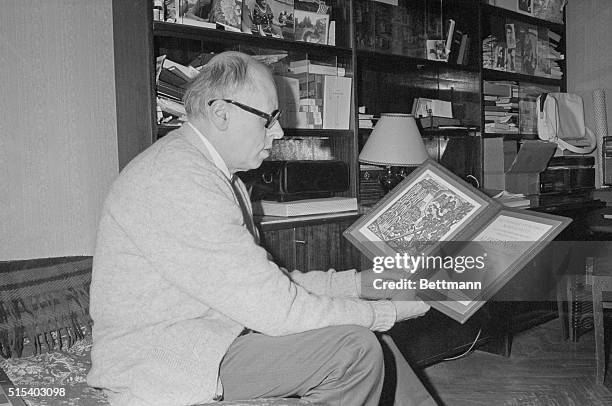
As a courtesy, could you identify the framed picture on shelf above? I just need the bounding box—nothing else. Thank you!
[177,0,216,28]
[209,0,243,31]
[267,0,295,40]
[505,24,516,49]
[493,44,506,70]
[426,40,448,62]
[506,48,516,72]
[517,26,538,75]
[244,0,282,37]
[294,9,329,44]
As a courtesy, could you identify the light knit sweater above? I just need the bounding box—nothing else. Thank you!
[87,124,397,406]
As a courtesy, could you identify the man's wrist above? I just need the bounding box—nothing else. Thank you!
[368,301,396,332]
[355,271,362,297]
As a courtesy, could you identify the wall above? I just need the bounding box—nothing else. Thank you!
[0,0,118,260]
[567,0,612,97]
[566,0,612,186]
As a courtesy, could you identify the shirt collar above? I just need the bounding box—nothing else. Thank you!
[187,121,231,180]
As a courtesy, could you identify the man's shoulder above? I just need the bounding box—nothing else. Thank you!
[124,128,220,179]
[108,128,229,202]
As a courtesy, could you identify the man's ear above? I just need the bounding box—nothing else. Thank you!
[208,100,230,131]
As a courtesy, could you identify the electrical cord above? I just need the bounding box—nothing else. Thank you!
[465,174,480,188]
[442,327,482,361]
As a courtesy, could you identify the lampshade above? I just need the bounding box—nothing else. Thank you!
[359,113,429,166]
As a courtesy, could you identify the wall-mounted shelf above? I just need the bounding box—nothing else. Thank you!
[482,68,563,87]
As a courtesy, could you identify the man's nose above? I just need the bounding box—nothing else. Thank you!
[267,121,284,139]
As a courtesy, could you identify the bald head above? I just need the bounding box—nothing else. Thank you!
[184,51,274,121]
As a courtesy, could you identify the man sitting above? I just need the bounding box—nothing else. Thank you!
[87,51,435,406]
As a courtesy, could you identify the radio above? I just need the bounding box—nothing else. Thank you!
[539,156,595,194]
[239,160,350,202]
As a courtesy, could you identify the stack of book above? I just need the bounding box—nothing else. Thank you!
[278,60,351,130]
[491,190,530,208]
[518,84,557,135]
[155,56,200,125]
[288,60,345,76]
[484,81,519,134]
[358,113,375,129]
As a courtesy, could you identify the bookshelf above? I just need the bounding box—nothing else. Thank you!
[350,0,565,195]
[353,0,484,201]
[479,2,566,190]
[147,0,566,202]
[480,3,565,137]
[110,0,570,366]
[152,2,358,197]
[127,0,567,269]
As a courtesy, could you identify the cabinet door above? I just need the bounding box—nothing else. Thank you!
[260,220,362,273]
[295,220,362,272]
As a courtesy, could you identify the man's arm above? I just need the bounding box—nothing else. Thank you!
[286,268,361,298]
[121,163,397,335]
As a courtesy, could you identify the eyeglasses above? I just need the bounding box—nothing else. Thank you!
[208,99,282,129]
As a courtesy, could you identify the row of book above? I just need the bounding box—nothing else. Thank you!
[482,22,564,79]
[155,0,334,46]
[483,81,519,134]
[358,113,376,129]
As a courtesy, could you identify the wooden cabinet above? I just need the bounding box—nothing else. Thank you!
[259,216,362,272]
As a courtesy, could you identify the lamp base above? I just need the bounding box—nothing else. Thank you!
[379,166,418,194]
[379,166,404,194]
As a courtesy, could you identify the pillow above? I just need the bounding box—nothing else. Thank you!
[0,257,93,358]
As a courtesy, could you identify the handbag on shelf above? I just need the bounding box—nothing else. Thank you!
[537,92,597,154]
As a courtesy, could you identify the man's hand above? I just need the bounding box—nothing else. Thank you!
[393,300,431,322]
[359,268,413,301]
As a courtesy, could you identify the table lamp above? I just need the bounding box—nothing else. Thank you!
[359,113,429,193]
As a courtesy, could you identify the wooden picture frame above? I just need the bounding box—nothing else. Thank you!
[344,160,571,323]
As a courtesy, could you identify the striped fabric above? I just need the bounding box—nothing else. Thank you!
[0,257,93,358]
